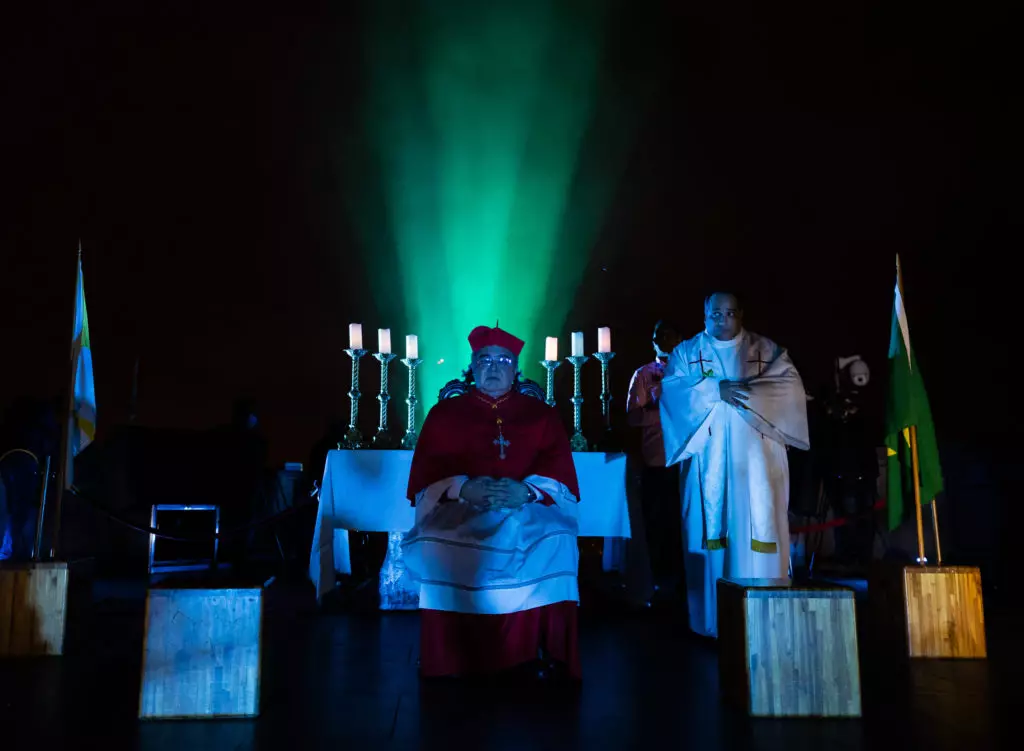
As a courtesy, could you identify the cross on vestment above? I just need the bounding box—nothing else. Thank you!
[747,350,768,375]
[746,350,768,440]
[689,351,714,377]
[493,418,510,460]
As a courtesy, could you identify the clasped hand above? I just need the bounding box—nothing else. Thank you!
[719,379,752,409]
[459,477,532,510]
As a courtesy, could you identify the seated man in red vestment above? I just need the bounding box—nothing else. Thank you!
[402,325,581,681]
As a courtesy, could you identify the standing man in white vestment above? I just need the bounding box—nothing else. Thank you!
[659,293,809,637]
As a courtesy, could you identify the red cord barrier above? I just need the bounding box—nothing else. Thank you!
[790,499,886,534]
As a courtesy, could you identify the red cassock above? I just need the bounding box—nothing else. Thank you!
[406,388,582,679]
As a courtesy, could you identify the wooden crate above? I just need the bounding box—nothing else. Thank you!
[718,578,861,717]
[870,564,986,659]
[139,586,263,719]
[0,562,69,657]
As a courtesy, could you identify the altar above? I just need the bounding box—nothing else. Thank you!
[309,449,632,602]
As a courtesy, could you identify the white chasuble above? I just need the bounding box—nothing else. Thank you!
[658,329,809,636]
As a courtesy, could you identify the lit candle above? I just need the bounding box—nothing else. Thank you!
[597,326,611,354]
[406,334,419,360]
[378,328,392,355]
[349,323,363,350]
[571,331,584,357]
[545,337,558,361]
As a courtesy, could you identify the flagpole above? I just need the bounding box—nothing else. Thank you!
[930,500,943,566]
[909,425,926,565]
[51,245,81,559]
[51,362,75,559]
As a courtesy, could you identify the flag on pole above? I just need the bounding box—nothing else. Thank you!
[883,255,943,530]
[65,250,96,489]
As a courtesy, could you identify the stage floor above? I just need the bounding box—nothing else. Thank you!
[0,575,1012,750]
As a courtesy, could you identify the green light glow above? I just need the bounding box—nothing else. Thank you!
[351,0,626,414]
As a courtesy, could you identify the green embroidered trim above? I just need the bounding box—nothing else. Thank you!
[751,539,777,554]
[706,537,727,551]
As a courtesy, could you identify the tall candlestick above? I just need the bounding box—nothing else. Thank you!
[400,355,424,449]
[349,323,363,351]
[566,353,590,452]
[378,328,392,355]
[540,339,561,408]
[406,334,418,360]
[343,345,368,448]
[545,337,558,362]
[597,326,611,354]
[373,350,399,448]
[571,331,584,357]
[593,350,616,428]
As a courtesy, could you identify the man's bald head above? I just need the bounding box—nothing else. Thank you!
[704,292,743,341]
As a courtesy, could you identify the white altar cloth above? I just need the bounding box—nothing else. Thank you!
[309,449,631,600]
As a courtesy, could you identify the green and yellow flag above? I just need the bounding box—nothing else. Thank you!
[884,255,943,531]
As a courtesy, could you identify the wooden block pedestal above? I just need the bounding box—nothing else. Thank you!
[0,562,69,657]
[870,565,986,659]
[718,578,861,717]
[139,585,263,719]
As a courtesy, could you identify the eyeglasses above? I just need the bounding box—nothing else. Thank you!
[475,355,515,368]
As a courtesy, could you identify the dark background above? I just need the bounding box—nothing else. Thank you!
[2,3,1017,589]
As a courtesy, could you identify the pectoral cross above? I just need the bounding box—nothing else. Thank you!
[689,351,714,377]
[748,350,768,375]
[493,418,510,460]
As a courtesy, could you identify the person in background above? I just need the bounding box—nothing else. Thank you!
[211,399,269,565]
[626,320,684,607]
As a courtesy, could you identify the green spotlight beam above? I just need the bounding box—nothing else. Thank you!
[352,0,631,416]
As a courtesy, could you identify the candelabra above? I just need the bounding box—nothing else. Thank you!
[540,359,561,407]
[373,352,399,448]
[593,351,616,430]
[594,351,618,452]
[566,355,590,452]
[400,357,423,449]
[343,348,367,448]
